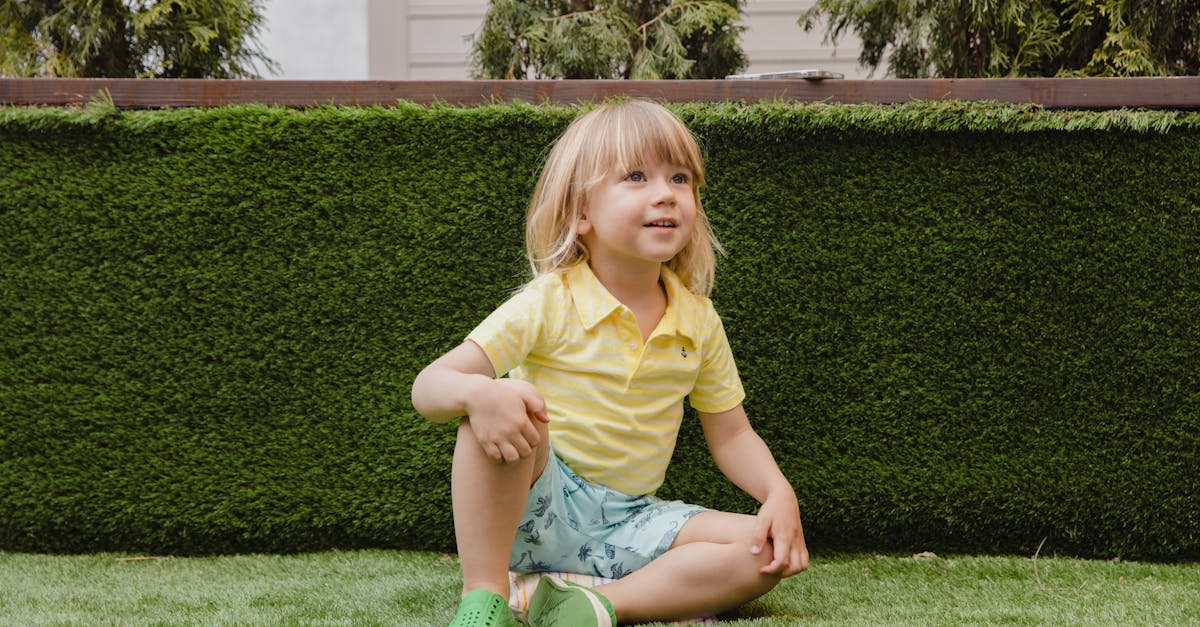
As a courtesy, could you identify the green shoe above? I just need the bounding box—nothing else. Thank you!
[449,589,519,627]
[528,576,616,627]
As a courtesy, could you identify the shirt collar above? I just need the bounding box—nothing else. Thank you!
[565,262,695,342]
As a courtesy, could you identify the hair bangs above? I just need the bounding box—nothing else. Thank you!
[578,102,706,194]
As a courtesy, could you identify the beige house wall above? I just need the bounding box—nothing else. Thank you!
[365,0,869,80]
[741,0,867,78]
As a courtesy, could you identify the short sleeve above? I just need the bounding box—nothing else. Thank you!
[465,280,549,378]
[688,304,746,414]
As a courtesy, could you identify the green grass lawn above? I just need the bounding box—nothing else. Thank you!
[1,549,1197,625]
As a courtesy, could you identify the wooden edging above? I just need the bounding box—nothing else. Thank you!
[2,77,1199,109]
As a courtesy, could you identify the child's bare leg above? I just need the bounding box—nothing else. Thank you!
[452,417,549,598]
[594,511,780,623]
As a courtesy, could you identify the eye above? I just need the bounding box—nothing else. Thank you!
[625,171,646,182]
[671,172,691,184]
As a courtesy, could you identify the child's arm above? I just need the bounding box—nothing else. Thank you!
[698,404,809,577]
[411,340,549,463]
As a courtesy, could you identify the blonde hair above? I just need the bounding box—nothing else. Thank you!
[524,100,724,296]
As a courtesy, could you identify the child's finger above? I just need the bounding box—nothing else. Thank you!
[525,410,548,433]
[750,514,771,556]
[498,442,521,463]
[760,534,789,574]
[511,436,532,460]
[520,387,550,423]
[772,534,790,570]
[785,545,810,576]
[760,556,784,574]
[519,420,542,451]
[779,547,807,576]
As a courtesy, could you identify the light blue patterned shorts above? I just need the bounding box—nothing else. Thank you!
[508,449,707,579]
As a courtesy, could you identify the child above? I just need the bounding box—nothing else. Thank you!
[412,100,808,626]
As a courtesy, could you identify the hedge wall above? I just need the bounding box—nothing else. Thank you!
[2,101,1198,560]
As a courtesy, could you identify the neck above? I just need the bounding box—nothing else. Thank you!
[587,258,663,310]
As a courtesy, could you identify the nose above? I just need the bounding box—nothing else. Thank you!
[651,176,676,205]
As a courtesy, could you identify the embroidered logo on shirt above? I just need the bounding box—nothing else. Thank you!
[681,347,688,358]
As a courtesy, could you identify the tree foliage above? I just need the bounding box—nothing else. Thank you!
[0,0,276,78]
[801,0,1200,78]
[469,0,747,79]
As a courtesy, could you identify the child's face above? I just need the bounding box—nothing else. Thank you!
[577,159,697,271]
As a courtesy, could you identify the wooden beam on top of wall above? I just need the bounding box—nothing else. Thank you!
[2,77,1199,109]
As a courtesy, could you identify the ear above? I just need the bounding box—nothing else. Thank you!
[576,211,593,236]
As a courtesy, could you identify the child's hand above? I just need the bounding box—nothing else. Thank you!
[750,487,809,577]
[464,377,550,464]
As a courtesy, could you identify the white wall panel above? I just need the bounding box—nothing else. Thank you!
[255,0,870,81]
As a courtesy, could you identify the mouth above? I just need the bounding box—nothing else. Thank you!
[644,220,677,228]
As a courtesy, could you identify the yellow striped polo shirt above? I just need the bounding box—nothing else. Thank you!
[466,262,745,496]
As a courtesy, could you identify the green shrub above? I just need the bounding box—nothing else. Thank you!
[1,101,1197,559]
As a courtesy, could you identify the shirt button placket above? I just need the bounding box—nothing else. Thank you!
[619,310,640,385]
[621,309,639,351]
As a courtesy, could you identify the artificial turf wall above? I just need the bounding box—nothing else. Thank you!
[2,101,1197,560]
